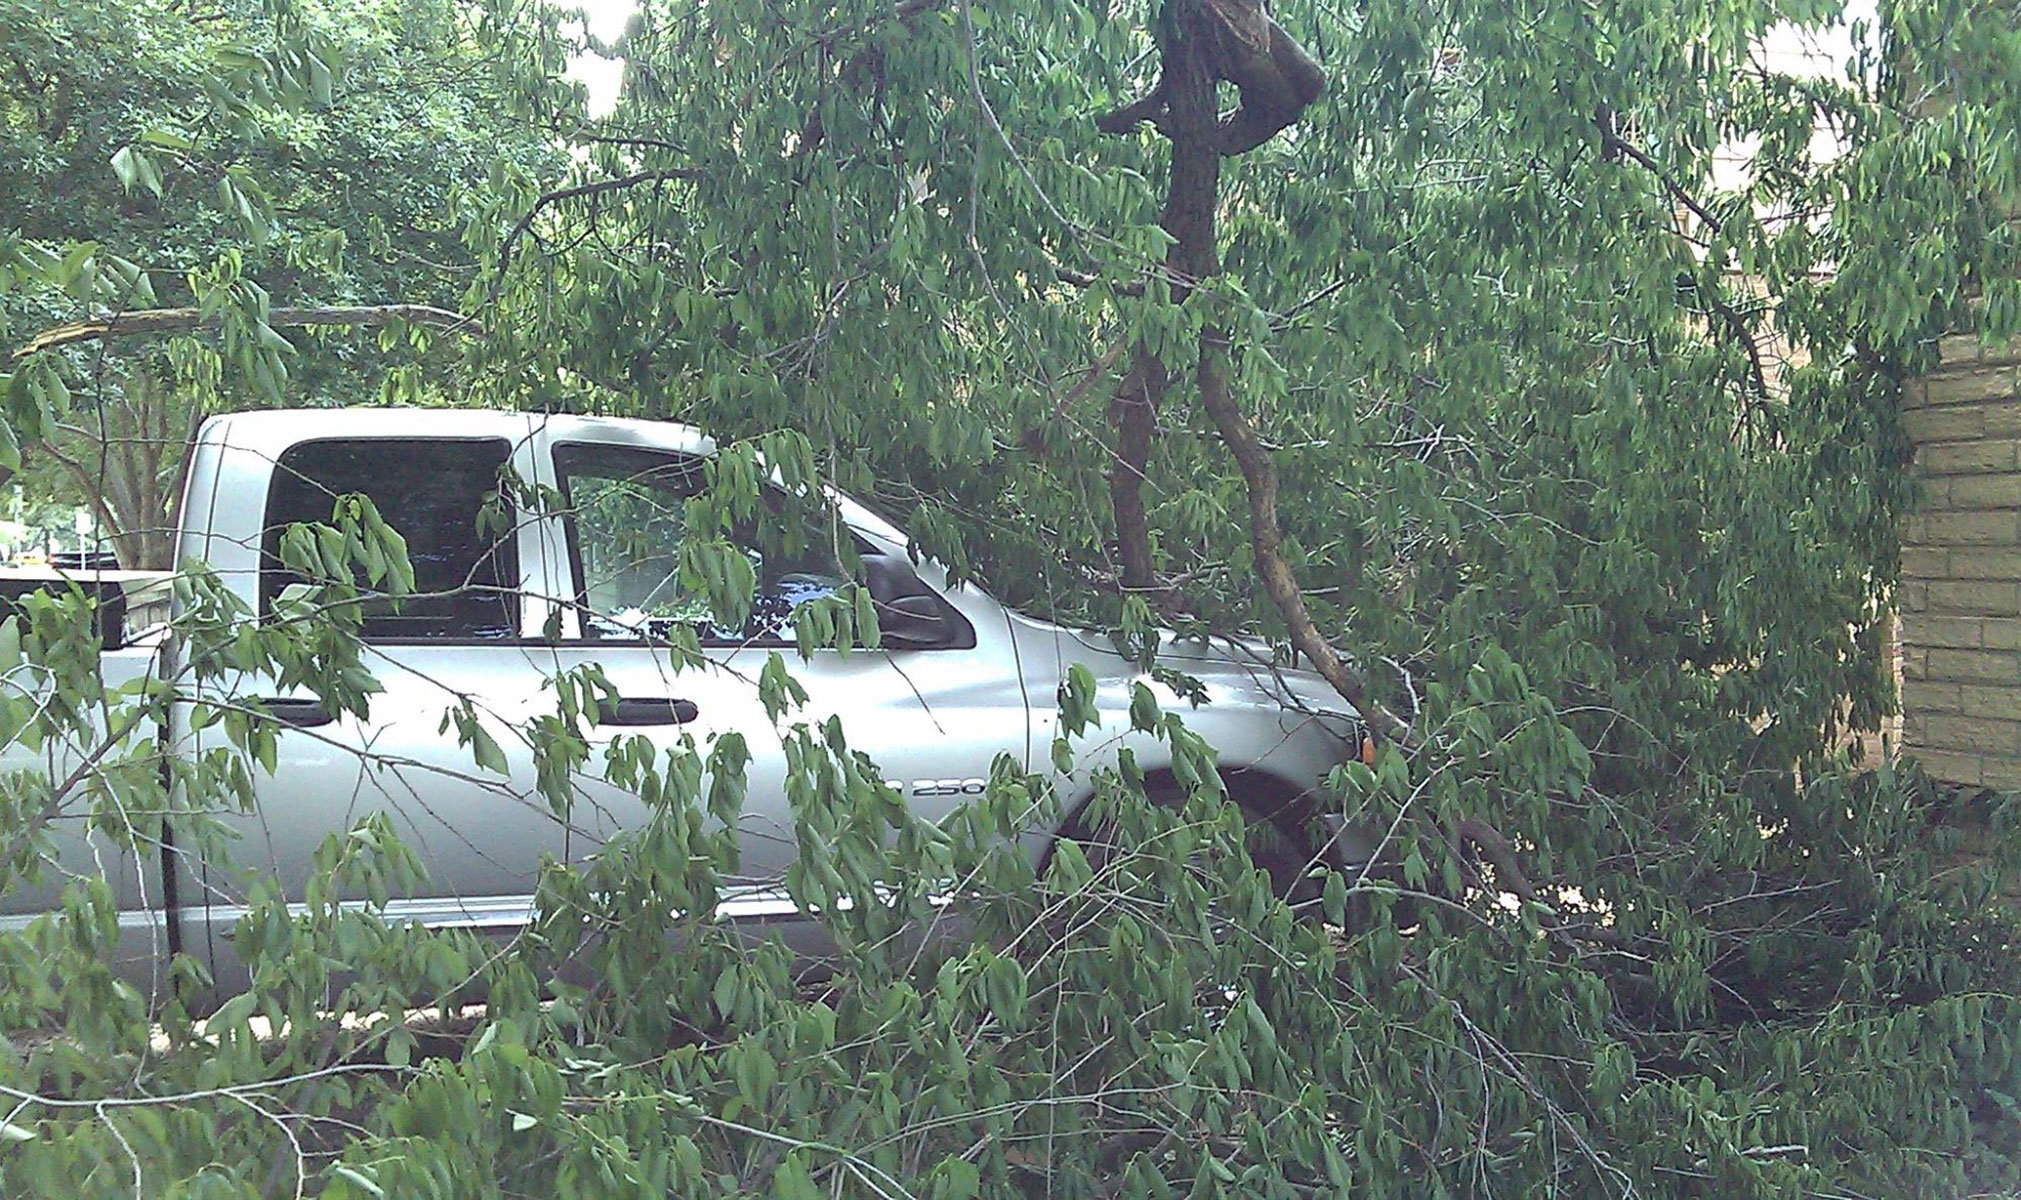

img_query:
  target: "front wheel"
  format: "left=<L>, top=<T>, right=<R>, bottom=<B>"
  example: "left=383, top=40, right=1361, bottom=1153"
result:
left=1052, top=776, right=1343, bottom=921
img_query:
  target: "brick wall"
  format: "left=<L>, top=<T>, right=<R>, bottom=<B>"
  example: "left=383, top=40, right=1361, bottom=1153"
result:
left=1900, top=334, right=2021, bottom=791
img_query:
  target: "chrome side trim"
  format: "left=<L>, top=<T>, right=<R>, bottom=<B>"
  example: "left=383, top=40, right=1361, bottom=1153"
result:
left=1, top=883, right=944, bottom=939
left=199, top=885, right=815, bottom=934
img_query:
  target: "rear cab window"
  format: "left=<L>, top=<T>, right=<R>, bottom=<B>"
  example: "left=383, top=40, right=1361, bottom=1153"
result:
left=260, top=438, right=520, bottom=640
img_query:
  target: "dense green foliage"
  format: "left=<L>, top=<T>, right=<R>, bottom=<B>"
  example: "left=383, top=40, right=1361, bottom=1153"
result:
left=3, top=0, right=2021, bottom=1197
left=0, top=0, right=560, bottom=563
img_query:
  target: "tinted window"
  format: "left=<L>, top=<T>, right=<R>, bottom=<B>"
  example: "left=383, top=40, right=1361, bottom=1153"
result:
left=554, top=443, right=850, bottom=644
left=261, top=438, right=519, bottom=639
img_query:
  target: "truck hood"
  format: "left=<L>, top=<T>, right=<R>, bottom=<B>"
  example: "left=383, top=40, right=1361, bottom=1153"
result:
left=1061, top=626, right=1365, bottom=731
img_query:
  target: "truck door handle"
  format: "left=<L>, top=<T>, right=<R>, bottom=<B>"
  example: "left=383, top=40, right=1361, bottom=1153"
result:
left=259, top=697, right=334, bottom=728
left=598, top=697, right=700, bottom=726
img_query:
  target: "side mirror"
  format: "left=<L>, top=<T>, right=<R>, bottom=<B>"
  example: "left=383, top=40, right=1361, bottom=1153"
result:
left=876, top=593, right=949, bottom=648
left=860, top=551, right=973, bottom=650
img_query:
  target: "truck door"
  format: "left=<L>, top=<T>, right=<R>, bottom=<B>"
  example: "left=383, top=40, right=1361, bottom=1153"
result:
left=529, top=434, right=1024, bottom=925
left=178, top=432, right=563, bottom=990
left=0, top=630, right=171, bottom=1001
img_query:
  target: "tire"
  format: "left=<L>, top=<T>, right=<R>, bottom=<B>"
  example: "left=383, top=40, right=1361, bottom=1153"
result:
left=1052, top=773, right=1336, bottom=920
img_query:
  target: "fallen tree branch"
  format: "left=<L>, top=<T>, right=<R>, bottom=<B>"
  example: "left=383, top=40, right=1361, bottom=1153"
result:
left=1451, top=816, right=1540, bottom=904
left=1087, top=1, right=1644, bottom=941
left=13, top=304, right=477, bottom=360
left=1193, top=332, right=1419, bottom=747
left=1096, top=0, right=1227, bottom=601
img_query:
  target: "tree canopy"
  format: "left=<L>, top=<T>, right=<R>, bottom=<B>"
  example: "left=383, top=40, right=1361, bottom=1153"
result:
left=0, top=0, right=560, bottom=564
left=2, top=0, right=2021, bottom=1196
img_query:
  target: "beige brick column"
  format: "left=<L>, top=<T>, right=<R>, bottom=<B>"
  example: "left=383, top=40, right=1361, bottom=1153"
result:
left=1900, top=334, right=2021, bottom=790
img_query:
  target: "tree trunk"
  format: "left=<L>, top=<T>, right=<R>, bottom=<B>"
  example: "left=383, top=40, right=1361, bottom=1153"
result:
left=1106, top=8, right=1224, bottom=595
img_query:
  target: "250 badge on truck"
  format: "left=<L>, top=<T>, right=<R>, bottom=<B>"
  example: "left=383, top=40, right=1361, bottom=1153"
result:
left=909, top=778, right=990, bottom=798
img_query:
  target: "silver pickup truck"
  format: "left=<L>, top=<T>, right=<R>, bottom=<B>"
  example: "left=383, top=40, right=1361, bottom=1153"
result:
left=1, top=409, right=1369, bottom=992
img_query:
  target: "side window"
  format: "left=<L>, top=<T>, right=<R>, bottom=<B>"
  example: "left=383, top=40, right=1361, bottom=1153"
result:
left=553, top=442, right=852, bottom=644
left=261, top=438, right=520, bottom=640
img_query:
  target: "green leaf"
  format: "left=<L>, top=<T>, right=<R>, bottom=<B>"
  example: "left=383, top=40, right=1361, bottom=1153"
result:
left=110, top=145, right=162, bottom=197
left=332, top=1166, right=385, bottom=1198
left=854, top=583, right=881, bottom=650
left=713, top=963, right=740, bottom=1018
left=758, top=653, right=809, bottom=723
left=468, top=723, right=508, bottom=775
left=137, top=127, right=193, bottom=151
left=1128, top=682, right=1161, bottom=733
left=933, top=1158, right=980, bottom=1200
left=306, top=51, right=334, bottom=106
left=772, top=1151, right=821, bottom=1200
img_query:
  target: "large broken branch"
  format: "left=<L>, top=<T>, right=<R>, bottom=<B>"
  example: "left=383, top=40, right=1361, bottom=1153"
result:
left=1097, top=0, right=1325, bottom=156
left=13, top=304, right=477, bottom=360
left=1103, top=0, right=1582, bottom=923
left=1093, top=0, right=1323, bottom=599
left=1099, top=0, right=1401, bottom=741
left=1099, top=0, right=1226, bottom=599
left=1193, top=336, right=1419, bottom=747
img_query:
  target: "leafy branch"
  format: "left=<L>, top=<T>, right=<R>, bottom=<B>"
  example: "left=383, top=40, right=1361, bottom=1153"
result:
left=11, top=304, right=477, bottom=360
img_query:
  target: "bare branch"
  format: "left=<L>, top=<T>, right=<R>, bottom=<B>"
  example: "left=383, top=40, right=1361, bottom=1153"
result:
left=1596, top=107, right=1725, bottom=235
left=493, top=167, right=704, bottom=287
left=1053, top=267, right=1147, bottom=298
